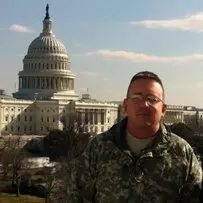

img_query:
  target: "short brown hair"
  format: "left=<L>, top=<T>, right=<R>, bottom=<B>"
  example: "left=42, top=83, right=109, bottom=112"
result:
left=127, top=71, right=165, bottom=98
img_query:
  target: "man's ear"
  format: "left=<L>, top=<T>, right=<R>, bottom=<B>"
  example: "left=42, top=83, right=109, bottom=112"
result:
left=162, top=103, right=167, bottom=116
left=123, top=99, right=127, bottom=116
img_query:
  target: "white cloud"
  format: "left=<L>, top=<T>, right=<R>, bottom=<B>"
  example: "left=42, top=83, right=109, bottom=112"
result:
left=80, top=71, right=98, bottom=76
left=10, top=24, right=33, bottom=33
left=130, top=13, right=203, bottom=32
left=79, top=87, right=89, bottom=92
left=195, top=82, right=203, bottom=88
left=103, top=77, right=112, bottom=81
left=75, top=43, right=81, bottom=47
left=85, top=49, right=203, bottom=63
left=15, top=53, right=25, bottom=57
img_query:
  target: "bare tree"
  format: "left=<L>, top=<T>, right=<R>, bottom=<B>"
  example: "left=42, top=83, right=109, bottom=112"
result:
left=0, top=136, right=27, bottom=197
left=0, top=138, right=10, bottom=179
left=44, top=162, right=71, bottom=203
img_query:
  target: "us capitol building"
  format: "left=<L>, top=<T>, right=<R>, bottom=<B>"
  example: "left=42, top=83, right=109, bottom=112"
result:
left=0, top=5, right=118, bottom=136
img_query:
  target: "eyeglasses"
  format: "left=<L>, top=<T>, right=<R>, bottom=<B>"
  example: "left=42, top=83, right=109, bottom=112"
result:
left=127, top=94, right=164, bottom=105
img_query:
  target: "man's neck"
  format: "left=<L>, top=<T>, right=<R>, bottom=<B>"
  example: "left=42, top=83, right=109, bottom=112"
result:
left=127, top=123, right=160, bottom=139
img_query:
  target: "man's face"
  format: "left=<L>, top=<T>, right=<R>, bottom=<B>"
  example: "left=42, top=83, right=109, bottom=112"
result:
left=123, top=79, right=166, bottom=129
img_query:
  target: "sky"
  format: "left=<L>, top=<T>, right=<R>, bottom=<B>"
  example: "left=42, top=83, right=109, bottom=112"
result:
left=2, top=0, right=203, bottom=107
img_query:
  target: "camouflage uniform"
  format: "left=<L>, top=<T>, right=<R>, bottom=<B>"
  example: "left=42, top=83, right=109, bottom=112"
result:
left=67, top=118, right=202, bottom=202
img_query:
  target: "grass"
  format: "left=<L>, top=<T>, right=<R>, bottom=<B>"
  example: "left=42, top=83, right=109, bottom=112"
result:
left=0, top=193, right=44, bottom=203
left=0, top=170, right=46, bottom=203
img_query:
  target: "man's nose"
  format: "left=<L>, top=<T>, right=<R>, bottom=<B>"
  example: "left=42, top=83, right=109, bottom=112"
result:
left=140, top=99, right=150, bottom=107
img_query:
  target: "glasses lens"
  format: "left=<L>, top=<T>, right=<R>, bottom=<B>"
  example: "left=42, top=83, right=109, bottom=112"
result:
left=146, top=95, right=160, bottom=104
left=130, top=94, right=142, bottom=102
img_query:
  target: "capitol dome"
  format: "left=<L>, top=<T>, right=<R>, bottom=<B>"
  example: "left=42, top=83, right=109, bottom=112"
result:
left=27, top=35, right=67, bottom=55
left=25, top=4, right=68, bottom=59
left=13, top=4, right=78, bottom=101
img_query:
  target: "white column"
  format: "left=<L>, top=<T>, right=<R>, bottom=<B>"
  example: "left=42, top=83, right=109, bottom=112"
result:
left=30, top=77, right=33, bottom=88
left=26, top=76, right=29, bottom=88
left=24, top=77, right=27, bottom=88
left=56, top=78, right=58, bottom=89
left=81, top=110, right=85, bottom=125
left=95, top=110, right=98, bottom=124
left=59, top=78, right=63, bottom=90
left=49, top=77, right=51, bottom=89
left=44, top=77, right=47, bottom=89
left=22, top=77, right=24, bottom=88
left=19, top=77, right=22, bottom=89
left=98, top=110, right=101, bottom=124
left=72, top=79, right=74, bottom=90
left=67, top=79, right=70, bottom=90
left=28, top=76, right=30, bottom=88
left=35, top=77, right=37, bottom=89
left=56, top=78, right=59, bottom=90
left=52, top=77, right=55, bottom=89
left=64, top=78, right=66, bottom=90
left=39, top=77, right=42, bottom=89
left=62, top=78, right=65, bottom=90
left=66, top=78, right=68, bottom=90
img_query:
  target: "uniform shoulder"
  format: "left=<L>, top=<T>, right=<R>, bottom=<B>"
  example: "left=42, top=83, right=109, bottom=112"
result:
left=88, top=131, right=114, bottom=147
left=167, top=132, right=194, bottom=154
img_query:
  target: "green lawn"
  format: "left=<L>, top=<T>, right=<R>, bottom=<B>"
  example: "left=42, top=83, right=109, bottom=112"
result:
left=0, top=193, right=44, bottom=203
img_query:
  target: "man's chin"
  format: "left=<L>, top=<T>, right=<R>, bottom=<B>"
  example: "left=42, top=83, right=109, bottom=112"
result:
left=134, top=122, right=153, bottom=128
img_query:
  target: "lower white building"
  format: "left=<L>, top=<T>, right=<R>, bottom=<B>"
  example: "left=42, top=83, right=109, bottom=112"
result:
left=0, top=92, right=118, bottom=136
left=163, top=105, right=184, bottom=125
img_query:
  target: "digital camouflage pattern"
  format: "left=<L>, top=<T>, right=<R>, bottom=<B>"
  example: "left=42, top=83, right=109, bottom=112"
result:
left=67, top=118, right=202, bottom=203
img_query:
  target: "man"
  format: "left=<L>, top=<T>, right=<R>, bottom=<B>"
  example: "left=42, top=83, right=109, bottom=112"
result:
left=68, top=71, right=202, bottom=202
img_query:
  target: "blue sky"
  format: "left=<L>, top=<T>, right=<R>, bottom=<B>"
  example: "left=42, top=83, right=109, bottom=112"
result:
left=1, top=0, right=203, bottom=107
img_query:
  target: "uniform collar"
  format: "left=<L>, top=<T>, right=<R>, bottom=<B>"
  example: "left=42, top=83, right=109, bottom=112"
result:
left=107, top=117, right=170, bottom=158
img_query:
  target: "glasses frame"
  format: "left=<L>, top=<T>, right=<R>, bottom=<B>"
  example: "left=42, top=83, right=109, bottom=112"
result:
left=127, top=93, right=164, bottom=106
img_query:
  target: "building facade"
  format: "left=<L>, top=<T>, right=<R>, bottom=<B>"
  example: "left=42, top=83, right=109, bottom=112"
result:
left=163, top=105, right=184, bottom=125
left=0, top=5, right=118, bottom=136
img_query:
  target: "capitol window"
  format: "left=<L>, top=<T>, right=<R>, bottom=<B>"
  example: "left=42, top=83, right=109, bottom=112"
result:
left=5, top=115, right=8, bottom=121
